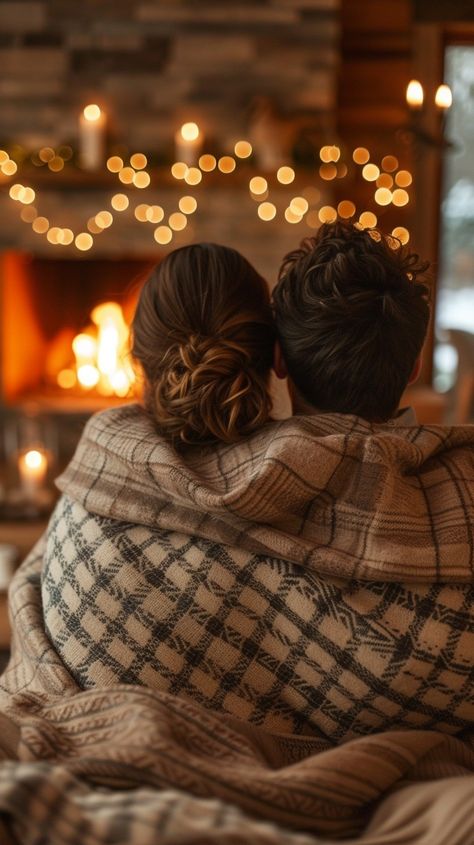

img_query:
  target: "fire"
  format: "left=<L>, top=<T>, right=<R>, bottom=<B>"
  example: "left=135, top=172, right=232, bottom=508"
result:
left=58, top=301, right=136, bottom=398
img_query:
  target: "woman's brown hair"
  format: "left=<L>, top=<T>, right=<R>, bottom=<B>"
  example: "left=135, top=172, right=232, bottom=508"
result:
left=132, top=243, right=275, bottom=447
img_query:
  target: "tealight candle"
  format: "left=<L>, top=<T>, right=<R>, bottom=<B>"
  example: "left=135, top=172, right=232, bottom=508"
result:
left=18, top=449, right=48, bottom=500
left=174, top=122, right=202, bottom=166
left=79, top=104, right=106, bottom=170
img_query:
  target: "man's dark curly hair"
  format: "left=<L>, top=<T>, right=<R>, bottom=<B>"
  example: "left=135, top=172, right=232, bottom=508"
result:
left=272, top=222, right=431, bottom=421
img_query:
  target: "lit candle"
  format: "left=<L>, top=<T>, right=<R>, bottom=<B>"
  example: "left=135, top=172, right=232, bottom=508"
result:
left=435, top=84, right=452, bottom=110
left=174, top=122, right=202, bottom=166
left=18, top=449, right=48, bottom=499
left=406, top=79, right=424, bottom=110
left=79, top=104, right=106, bottom=170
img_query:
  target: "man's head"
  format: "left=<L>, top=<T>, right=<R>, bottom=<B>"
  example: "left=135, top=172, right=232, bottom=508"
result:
left=272, top=221, right=430, bottom=422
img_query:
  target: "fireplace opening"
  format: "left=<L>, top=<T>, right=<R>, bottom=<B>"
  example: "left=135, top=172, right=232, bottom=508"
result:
left=0, top=253, right=155, bottom=410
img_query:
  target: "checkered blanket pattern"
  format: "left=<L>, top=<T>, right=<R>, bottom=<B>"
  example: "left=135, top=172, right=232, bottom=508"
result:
left=2, top=548, right=474, bottom=845
left=43, top=494, right=474, bottom=739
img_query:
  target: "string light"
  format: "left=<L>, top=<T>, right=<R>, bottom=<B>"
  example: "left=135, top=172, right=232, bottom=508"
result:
left=362, top=164, right=380, bottom=181
left=318, top=206, right=337, bottom=223
left=290, top=197, right=309, bottom=215
left=95, top=211, right=113, bottom=229
left=154, top=225, right=172, bottom=245
left=118, top=167, right=135, bottom=184
left=249, top=176, right=267, bottom=195
left=337, top=200, right=356, bottom=219
left=111, top=193, right=129, bottom=211
left=218, top=156, right=236, bottom=173
left=198, top=154, right=216, bottom=172
left=285, top=207, right=303, bottom=224
left=20, top=206, right=37, bottom=223
left=75, top=233, right=94, bottom=251
left=353, top=147, right=370, bottom=164
left=257, top=202, right=276, bottom=221
left=146, top=205, right=164, bottom=223
left=395, top=170, right=412, bottom=187
left=277, top=166, right=295, bottom=184
left=319, top=163, right=337, bottom=180
left=130, top=153, right=148, bottom=170
left=32, top=216, right=49, bottom=234
left=234, top=140, right=252, bottom=158
left=374, top=188, right=392, bottom=205
left=179, top=196, right=197, bottom=214
left=169, top=212, right=187, bottom=231
left=392, top=188, right=409, bottom=206
left=381, top=155, right=398, bottom=172
left=184, top=167, right=202, bottom=185
left=359, top=211, right=377, bottom=228
left=107, top=156, right=123, bottom=173
left=134, top=204, right=149, bottom=222
left=133, top=171, right=151, bottom=188
left=392, top=226, right=410, bottom=244
left=171, top=162, right=188, bottom=179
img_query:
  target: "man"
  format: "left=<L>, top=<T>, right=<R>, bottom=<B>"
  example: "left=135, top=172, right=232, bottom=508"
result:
left=272, top=221, right=429, bottom=423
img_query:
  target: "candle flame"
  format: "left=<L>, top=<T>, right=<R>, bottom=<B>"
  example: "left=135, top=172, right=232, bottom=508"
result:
left=406, top=80, right=424, bottom=109
left=83, top=104, right=102, bottom=122
left=24, top=450, right=45, bottom=470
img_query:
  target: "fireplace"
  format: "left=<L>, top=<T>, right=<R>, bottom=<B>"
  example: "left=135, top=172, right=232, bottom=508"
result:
left=0, top=252, right=154, bottom=410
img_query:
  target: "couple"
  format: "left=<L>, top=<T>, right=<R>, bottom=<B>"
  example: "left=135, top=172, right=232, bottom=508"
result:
left=40, top=221, right=474, bottom=743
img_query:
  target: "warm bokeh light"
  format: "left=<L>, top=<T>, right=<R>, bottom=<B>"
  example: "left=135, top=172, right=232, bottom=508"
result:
left=184, top=167, right=202, bottom=185
left=83, top=104, right=101, bottom=122
left=285, top=207, right=303, bottom=224
left=171, top=162, right=189, bottom=179
left=48, top=156, right=64, bottom=172
left=337, top=163, right=348, bottom=179
left=318, top=205, right=337, bottom=223
left=154, top=225, right=173, bottom=244
left=87, top=216, right=103, bottom=234
left=319, top=163, right=337, bottom=180
left=169, top=212, right=187, bottom=231
left=0, top=150, right=8, bottom=165
left=257, top=202, right=276, bottom=221
left=133, top=170, right=151, bottom=188
left=395, top=170, right=412, bottom=187
left=406, top=79, right=424, bottom=109
left=376, top=173, right=393, bottom=189
left=39, top=147, right=55, bottom=163
left=20, top=206, right=37, bottom=223
left=118, top=167, right=135, bottom=184
left=179, top=196, right=197, bottom=214
left=107, top=156, right=123, bottom=173
left=180, top=122, right=200, bottom=141
left=249, top=176, right=268, bottom=195
left=435, top=84, right=452, bottom=109
left=47, top=227, right=61, bottom=244
left=362, top=163, right=380, bottom=181
left=337, top=200, right=356, bottom=219
left=95, top=211, right=113, bottom=229
left=1, top=159, right=17, bottom=176
left=277, top=166, right=295, bottom=184
left=134, top=204, right=149, bottom=222
left=9, top=183, right=24, bottom=201
left=75, top=232, right=94, bottom=251
left=57, top=369, right=76, bottom=389
left=130, top=153, right=148, bottom=170
left=24, top=450, right=45, bottom=470
left=218, top=156, right=236, bottom=173
left=32, top=216, right=49, bottom=234
left=198, top=154, right=216, bottom=171
left=353, top=147, right=370, bottom=165
left=77, top=364, right=100, bottom=387
left=374, top=188, right=392, bottom=205
left=21, top=187, right=35, bottom=204
left=392, top=226, right=410, bottom=244
left=60, top=228, right=74, bottom=245
left=73, top=333, right=97, bottom=360
left=234, top=140, right=252, bottom=158
left=391, top=188, right=409, bottom=206
left=111, top=193, right=129, bottom=211
left=290, top=196, right=309, bottom=215
left=359, top=211, right=377, bottom=229
left=381, top=155, right=398, bottom=172
left=146, top=205, right=164, bottom=223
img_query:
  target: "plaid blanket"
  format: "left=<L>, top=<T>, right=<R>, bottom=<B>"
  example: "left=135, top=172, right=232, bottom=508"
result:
left=1, top=546, right=474, bottom=844
left=40, top=404, right=474, bottom=740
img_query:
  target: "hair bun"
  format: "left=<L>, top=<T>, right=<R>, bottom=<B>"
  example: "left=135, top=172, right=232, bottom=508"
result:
left=152, top=333, right=270, bottom=447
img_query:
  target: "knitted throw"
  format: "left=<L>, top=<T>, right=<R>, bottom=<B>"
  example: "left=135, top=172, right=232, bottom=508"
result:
left=41, top=404, right=474, bottom=739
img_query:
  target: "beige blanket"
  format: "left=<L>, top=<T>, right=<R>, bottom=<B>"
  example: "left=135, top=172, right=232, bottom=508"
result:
left=0, top=545, right=474, bottom=844
left=41, top=405, right=474, bottom=740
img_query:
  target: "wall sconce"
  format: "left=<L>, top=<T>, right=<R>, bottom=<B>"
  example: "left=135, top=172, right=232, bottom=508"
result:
left=404, top=79, right=453, bottom=149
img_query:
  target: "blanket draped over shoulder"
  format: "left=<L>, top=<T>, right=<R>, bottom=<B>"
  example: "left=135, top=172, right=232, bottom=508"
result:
left=41, top=405, right=474, bottom=740
left=0, top=544, right=474, bottom=845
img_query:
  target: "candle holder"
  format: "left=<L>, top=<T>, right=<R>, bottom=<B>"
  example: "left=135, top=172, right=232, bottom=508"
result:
left=1, top=410, right=57, bottom=520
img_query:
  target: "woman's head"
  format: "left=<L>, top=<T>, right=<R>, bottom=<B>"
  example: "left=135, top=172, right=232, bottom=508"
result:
left=132, top=243, right=275, bottom=447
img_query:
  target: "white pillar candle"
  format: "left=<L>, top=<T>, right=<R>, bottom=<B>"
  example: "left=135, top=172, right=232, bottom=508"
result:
left=18, top=449, right=48, bottom=499
left=79, top=104, right=106, bottom=170
left=174, top=122, right=202, bottom=166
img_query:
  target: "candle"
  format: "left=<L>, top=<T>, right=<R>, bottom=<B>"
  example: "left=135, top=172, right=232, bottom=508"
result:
left=406, top=80, right=424, bottom=110
left=18, top=449, right=48, bottom=500
left=79, top=104, right=106, bottom=170
left=174, top=122, right=202, bottom=166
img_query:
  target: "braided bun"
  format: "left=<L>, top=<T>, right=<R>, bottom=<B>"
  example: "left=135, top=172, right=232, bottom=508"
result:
left=132, top=244, right=274, bottom=447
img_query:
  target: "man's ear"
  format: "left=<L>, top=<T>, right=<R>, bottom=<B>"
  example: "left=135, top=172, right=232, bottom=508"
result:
left=408, top=355, right=422, bottom=385
left=273, top=339, right=288, bottom=380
